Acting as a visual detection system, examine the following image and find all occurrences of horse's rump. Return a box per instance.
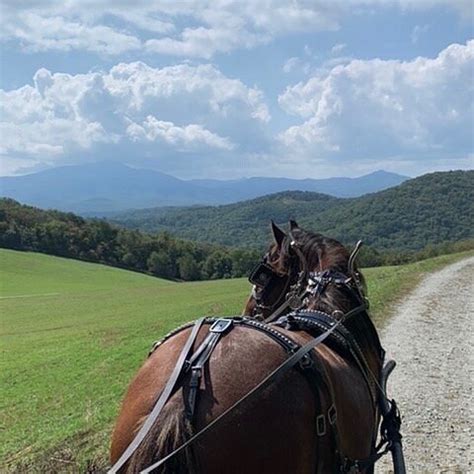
[111,323,375,473]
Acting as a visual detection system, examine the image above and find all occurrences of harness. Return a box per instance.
[109,314,403,474]
[108,240,406,474]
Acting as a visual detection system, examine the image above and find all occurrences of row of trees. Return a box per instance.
[355,239,474,267]
[0,199,260,281]
[1,198,472,282]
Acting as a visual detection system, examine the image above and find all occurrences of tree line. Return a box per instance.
[0,199,260,281]
[1,198,472,282]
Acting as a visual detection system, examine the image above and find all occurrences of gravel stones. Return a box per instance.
[376,257,474,473]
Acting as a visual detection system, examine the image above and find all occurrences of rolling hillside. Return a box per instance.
[113,170,474,251]
[0,249,250,472]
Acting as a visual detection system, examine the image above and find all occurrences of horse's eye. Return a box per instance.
[269,252,279,262]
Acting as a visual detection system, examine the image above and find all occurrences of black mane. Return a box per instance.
[276,227,384,361]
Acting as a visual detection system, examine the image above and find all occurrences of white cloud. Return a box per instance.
[0,1,338,57]
[0,61,269,173]
[411,24,430,44]
[279,41,474,162]
[126,116,234,151]
[331,43,347,55]
[104,62,270,123]
[145,23,267,59]
[283,57,303,74]
[1,1,469,57]
[2,13,141,54]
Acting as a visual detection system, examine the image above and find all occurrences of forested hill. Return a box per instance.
[113,170,474,251]
[0,199,260,281]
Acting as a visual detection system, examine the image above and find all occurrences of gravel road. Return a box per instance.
[376,257,474,473]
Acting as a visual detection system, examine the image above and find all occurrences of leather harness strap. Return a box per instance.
[275,311,377,407]
[108,317,206,474]
[184,319,234,420]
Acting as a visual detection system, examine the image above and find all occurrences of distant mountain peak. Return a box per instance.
[0,161,409,214]
[365,169,410,178]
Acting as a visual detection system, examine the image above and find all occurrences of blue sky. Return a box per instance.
[0,1,472,179]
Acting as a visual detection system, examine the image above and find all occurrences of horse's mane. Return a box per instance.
[274,227,383,361]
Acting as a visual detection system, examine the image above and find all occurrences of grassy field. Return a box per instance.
[1,249,472,472]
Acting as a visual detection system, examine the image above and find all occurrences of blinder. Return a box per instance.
[248,261,288,299]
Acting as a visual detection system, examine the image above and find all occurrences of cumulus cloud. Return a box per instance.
[1,1,469,58]
[126,116,234,151]
[0,62,269,173]
[278,41,474,164]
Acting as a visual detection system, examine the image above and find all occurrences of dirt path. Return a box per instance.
[376,257,474,473]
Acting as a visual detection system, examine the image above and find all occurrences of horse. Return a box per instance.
[109,221,395,473]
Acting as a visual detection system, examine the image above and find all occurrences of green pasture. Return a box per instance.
[1,249,471,472]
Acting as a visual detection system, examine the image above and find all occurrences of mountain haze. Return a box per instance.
[0,162,408,213]
[190,170,407,200]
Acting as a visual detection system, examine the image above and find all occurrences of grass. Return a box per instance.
[363,251,473,327]
[1,248,472,472]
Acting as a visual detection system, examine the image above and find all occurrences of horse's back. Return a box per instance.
[111,323,374,473]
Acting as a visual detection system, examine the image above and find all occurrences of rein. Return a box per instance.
[107,316,343,474]
[108,318,207,474]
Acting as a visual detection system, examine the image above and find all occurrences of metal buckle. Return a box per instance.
[347,461,359,473]
[209,318,233,334]
[328,404,337,425]
[299,354,314,370]
[316,414,326,436]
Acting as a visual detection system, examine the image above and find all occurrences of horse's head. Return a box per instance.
[243,220,384,378]
[243,220,367,320]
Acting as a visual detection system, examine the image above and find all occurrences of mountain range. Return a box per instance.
[112,170,474,252]
[0,162,408,213]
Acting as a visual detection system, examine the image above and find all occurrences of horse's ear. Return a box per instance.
[271,220,286,247]
[289,219,299,231]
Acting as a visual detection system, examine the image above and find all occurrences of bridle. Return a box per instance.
[249,235,368,323]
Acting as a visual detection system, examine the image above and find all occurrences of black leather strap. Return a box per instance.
[185,319,234,420]
[108,317,206,474]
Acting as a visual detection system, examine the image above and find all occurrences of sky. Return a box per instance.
[0,1,473,179]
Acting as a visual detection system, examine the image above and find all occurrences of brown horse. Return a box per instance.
[110,222,386,473]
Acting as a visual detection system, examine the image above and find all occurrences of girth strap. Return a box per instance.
[108,317,206,474]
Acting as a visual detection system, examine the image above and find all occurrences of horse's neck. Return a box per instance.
[305,267,384,376]
[343,311,384,375]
